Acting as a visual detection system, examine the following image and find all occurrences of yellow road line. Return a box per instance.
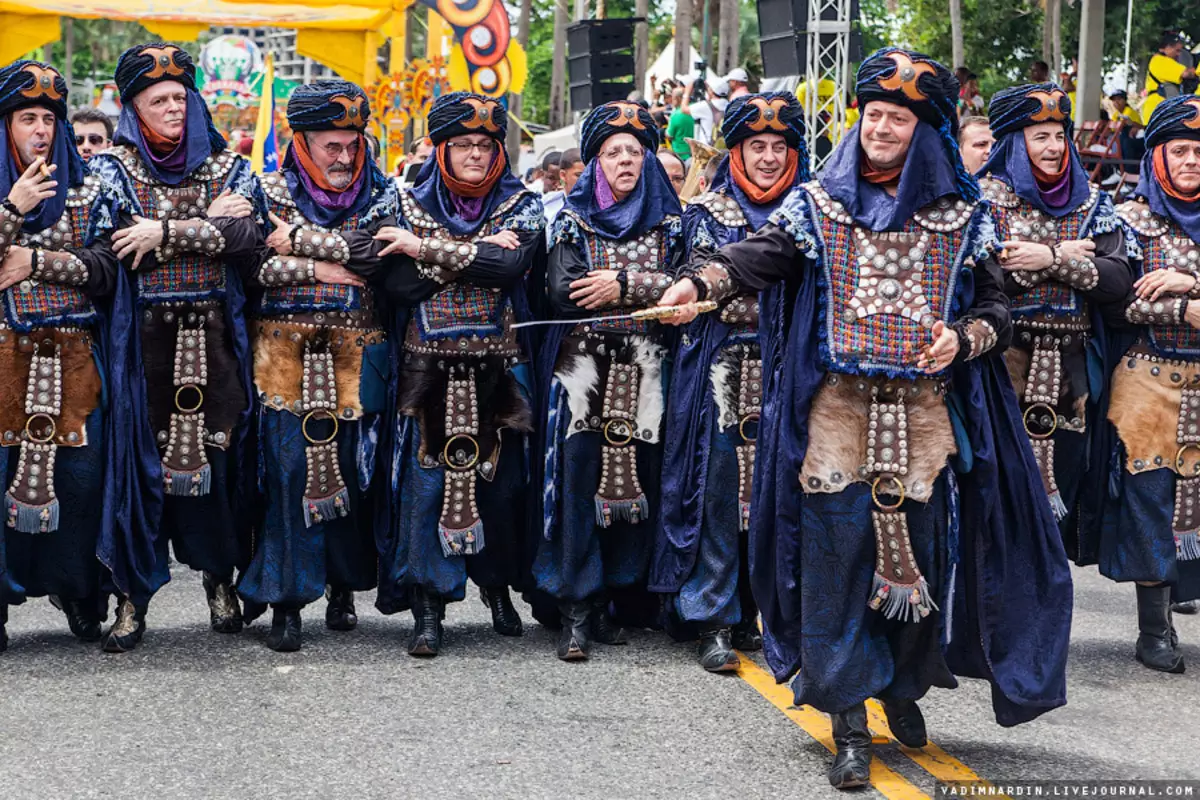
[736,653,931,800]
[863,699,991,784]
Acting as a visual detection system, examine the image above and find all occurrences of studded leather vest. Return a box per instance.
[106,146,241,302]
[689,191,759,335]
[564,209,682,335]
[401,191,531,347]
[1,176,101,331]
[1119,203,1200,359]
[982,177,1099,324]
[259,171,379,318]
[805,182,976,378]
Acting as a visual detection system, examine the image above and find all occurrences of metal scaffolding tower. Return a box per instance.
[801,0,853,169]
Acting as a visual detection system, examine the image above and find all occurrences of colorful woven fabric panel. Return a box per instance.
[820,212,963,376]
[5,204,96,330]
[1144,229,1200,358]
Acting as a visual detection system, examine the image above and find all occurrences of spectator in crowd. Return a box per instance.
[560,147,584,194]
[959,72,986,118]
[70,107,112,162]
[666,87,695,160]
[410,136,434,166]
[541,150,562,193]
[683,75,729,145]
[724,67,750,100]
[1109,90,1143,128]
[1143,31,1197,122]
[958,115,994,175]
[1030,60,1051,83]
[657,148,686,195]
[1107,89,1147,165]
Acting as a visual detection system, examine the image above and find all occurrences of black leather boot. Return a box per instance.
[1136,584,1185,673]
[101,598,146,654]
[0,604,8,653]
[556,601,591,661]
[481,586,523,637]
[1173,599,1198,615]
[881,698,927,748]
[590,597,628,645]
[828,703,872,789]
[61,597,104,642]
[697,628,740,673]
[731,617,763,651]
[325,587,358,632]
[202,572,243,634]
[265,606,303,652]
[408,588,444,657]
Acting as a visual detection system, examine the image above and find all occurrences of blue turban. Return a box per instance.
[287,80,371,132]
[579,101,659,163]
[720,91,806,151]
[426,91,508,145]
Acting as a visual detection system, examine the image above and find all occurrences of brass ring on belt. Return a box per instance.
[603,418,635,447]
[175,384,205,413]
[25,413,56,444]
[871,475,906,512]
[302,408,339,445]
[443,433,481,471]
[1177,443,1200,476]
[739,412,760,444]
[1022,402,1058,440]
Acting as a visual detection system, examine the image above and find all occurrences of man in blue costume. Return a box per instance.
[661,49,1072,788]
[374,92,544,657]
[91,44,263,652]
[0,61,142,651]
[1102,95,1200,674]
[236,81,396,652]
[533,101,686,662]
[977,85,1133,560]
[651,92,810,672]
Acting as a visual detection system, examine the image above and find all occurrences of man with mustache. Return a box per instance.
[0,61,145,652]
[89,44,263,652]
[651,92,810,673]
[532,101,686,661]
[373,93,544,657]
[1099,95,1200,674]
[976,85,1133,564]
[235,82,397,652]
[659,49,1072,787]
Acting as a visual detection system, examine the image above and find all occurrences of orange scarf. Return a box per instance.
[6,119,28,170]
[729,144,799,205]
[435,141,506,198]
[1030,152,1069,187]
[860,153,903,186]
[1153,145,1200,202]
[138,116,182,157]
[291,132,366,194]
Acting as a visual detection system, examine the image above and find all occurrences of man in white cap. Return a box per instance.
[724,68,750,100]
[683,75,729,145]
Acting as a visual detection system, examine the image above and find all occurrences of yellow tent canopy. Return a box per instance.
[0,0,392,86]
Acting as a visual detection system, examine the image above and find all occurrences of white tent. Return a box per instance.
[644,41,704,99]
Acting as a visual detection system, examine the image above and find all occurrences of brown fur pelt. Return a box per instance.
[399,359,534,473]
[1107,352,1198,475]
[253,321,386,420]
[0,328,101,449]
[799,375,957,502]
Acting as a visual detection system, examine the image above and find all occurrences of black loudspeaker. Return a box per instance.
[756,0,861,79]
[568,18,642,111]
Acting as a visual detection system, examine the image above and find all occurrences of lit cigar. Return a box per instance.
[38,162,52,179]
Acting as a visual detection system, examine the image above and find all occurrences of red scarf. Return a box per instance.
[860,153,903,186]
[138,116,183,157]
[730,144,799,205]
[1030,152,1069,189]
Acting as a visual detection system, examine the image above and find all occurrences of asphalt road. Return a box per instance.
[1,564,1197,799]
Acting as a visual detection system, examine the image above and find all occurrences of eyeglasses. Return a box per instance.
[599,145,645,161]
[445,141,498,155]
[321,141,360,160]
[75,134,106,146]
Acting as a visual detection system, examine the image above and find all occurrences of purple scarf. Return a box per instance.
[594,164,618,210]
[141,129,188,174]
[1035,166,1073,209]
[446,152,494,222]
[295,161,365,213]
